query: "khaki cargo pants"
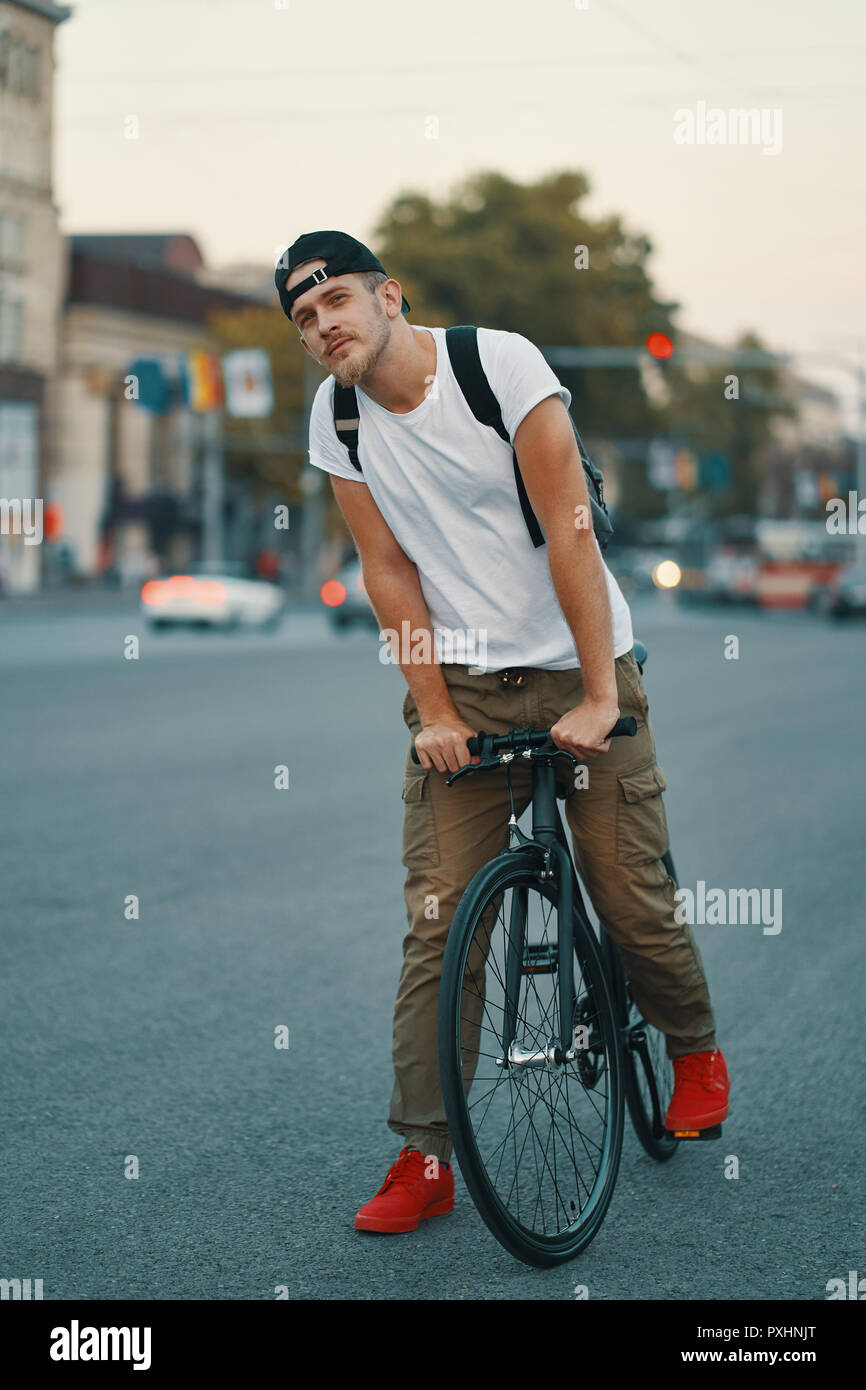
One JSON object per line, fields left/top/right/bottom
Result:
{"left": 388, "top": 648, "right": 716, "bottom": 1163}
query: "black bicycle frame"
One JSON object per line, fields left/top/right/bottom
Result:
{"left": 500, "top": 755, "right": 597, "bottom": 1059}
{"left": 492, "top": 729, "right": 658, "bottom": 1075}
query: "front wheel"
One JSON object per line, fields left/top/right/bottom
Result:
{"left": 438, "top": 851, "right": 624, "bottom": 1267}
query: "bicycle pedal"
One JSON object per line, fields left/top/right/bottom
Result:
{"left": 521, "top": 943, "right": 558, "bottom": 974}
{"left": 664, "top": 1124, "right": 723, "bottom": 1141}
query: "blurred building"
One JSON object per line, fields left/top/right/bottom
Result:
{"left": 0, "top": 0, "right": 70, "bottom": 593}
{"left": 195, "top": 261, "right": 274, "bottom": 303}
{"left": 763, "top": 371, "right": 847, "bottom": 517}
{"left": 54, "top": 232, "right": 264, "bottom": 583}
{"left": 771, "top": 374, "right": 843, "bottom": 451}
{"left": 641, "top": 327, "right": 846, "bottom": 519}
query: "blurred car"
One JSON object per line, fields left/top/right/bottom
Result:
{"left": 810, "top": 565, "right": 866, "bottom": 619}
{"left": 324, "top": 560, "right": 379, "bottom": 631}
{"left": 676, "top": 546, "right": 761, "bottom": 604}
{"left": 141, "top": 562, "right": 286, "bottom": 629}
{"left": 703, "top": 548, "right": 760, "bottom": 604}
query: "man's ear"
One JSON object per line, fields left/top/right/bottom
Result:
{"left": 383, "top": 279, "right": 404, "bottom": 318}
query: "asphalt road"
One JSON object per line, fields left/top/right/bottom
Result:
{"left": 1, "top": 593, "right": 864, "bottom": 1300}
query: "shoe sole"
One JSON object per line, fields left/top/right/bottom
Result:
{"left": 664, "top": 1103, "right": 730, "bottom": 1131}
{"left": 354, "top": 1197, "right": 454, "bottom": 1233}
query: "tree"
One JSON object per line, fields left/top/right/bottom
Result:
{"left": 373, "top": 169, "right": 677, "bottom": 441}
{"left": 661, "top": 330, "right": 795, "bottom": 517}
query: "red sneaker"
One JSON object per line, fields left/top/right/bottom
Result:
{"left": 355, "top": 1148, "right": 454, "bottom": 1233}
{"left": 664, "top": 1048, "right": 731, "bottom": 1131}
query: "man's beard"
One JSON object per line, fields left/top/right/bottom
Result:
{"left": 326, "top": 304, "right": 392, "bottom": 388}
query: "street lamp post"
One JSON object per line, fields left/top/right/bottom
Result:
{"left": 201, "top": 409, "right": 225, "bottom": 566}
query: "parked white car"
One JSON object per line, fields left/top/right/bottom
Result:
{"left": 141, "top": 563, "right": 285, "bottom": 629}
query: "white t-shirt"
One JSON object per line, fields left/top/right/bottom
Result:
{"left": 307, "top": 323, "right": 634, "bottom": 671}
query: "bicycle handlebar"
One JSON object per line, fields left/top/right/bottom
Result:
{"left": 410, "top": 717, "right": 637, "bottom": 766}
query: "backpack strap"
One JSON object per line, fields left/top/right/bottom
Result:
{"left": 332, "top": 380, "right": 362, "bottom": 472}
{"left": 446, "top": 324, "right": 613, "bottom": 551}
{"left": 444, "top": 325, "right": 546, "bottom": 549}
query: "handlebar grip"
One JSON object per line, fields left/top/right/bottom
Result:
{"left": 410, "top": 718, "right": 636, "bottom": 762}
{"left": 610, "top": 716, "right": 637, "bottom": 737}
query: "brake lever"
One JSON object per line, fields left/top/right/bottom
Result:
{"left": 548, "top": 746, "right": 581, "bottom": 765}
{"left": 445, "top": 757, "right": 500, "bottom": 787}
{"left": 445, "top": 735, "right": 573, "bottom": 785}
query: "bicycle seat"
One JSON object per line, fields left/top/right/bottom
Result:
{"left": 633, "top": 639, "right": 648, "bottom": 667}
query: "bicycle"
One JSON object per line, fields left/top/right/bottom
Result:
{"left": 409, "top": 641, "right": 720, "bottom": 1266}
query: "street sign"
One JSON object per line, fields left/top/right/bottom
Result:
{"left": 222, "top": 349, "right": 274, "bottom": 419}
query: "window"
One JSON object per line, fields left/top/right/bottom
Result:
{"left": 8, "top": 214, "right": 24, "bottom": 259}
{"left": 0, "top": 30, "right": 41, "bottom": 101}
{"left": 0, "top": 401, "right": 38, "bottom": 500}
{"left": 0, "top": 211, "right": 25, "bottom": 263}
{"left": 0, "top": 295, "right": 23, "bottom": 362}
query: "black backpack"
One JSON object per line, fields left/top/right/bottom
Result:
{"left": 331, "top": 324, "right": 613, "bottom": 551}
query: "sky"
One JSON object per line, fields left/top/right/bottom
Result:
{"left": 53, "top": 0, "right": 866, "bottom": 426}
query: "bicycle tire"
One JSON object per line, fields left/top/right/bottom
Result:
{"left": 438, "top": 849, "right": 625, "bottom": 1267}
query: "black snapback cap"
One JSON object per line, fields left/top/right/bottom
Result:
{"left": 274, "top": 230, "right": 410, "bottom": 320}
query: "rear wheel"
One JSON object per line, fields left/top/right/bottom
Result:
{"left": 438, "top": 851, "right": 624, "bottom": 1266}
{"left": 620, "top": 963, "right": 678, "bottom": 1162}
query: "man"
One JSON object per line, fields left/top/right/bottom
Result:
{"left": 275, "top": 231, "right": 731, "bottom": 1235}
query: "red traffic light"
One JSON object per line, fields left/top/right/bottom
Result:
{"left": 646, "top": 332, "right": 674, "bottom": 360}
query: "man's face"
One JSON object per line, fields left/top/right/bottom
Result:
{"left": 287, "top": 258, "right": 395, "bottom": 387}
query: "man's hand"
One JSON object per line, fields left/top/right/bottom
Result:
{"left": 550, "top": 697, "right": 620, "bottom": 761}
{"left": 414, "top": 716, "right": 482, "bottom": 774}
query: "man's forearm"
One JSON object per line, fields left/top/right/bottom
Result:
{"left": 361, "top": 559, "right": 458, "bottom": 724}
{"left": 546, "top": 530, "right": 618, "bottom": 706}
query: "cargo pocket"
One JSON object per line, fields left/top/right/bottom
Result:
{"left": 615, "top": 763, "right": 668, "bottom": 865}
{"left": 400, "top": 770, "right": 440, "bottom": 869}
{"left": 616, "top": 650, "right": 649, "bottom": 720}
